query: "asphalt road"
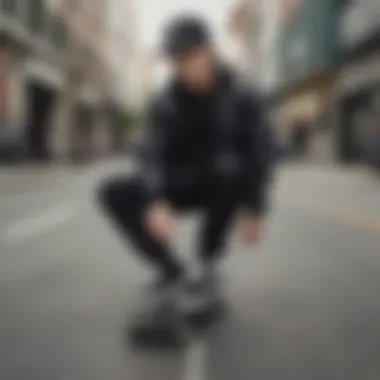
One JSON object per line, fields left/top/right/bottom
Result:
{"left": 0, "top": 160, "right": 380, "bottom": 380}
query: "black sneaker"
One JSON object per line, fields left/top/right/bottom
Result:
{"left": 179, "top": 262, "right": 224, "bottom": 327}
{"left": 127, "top": 276, "right": 187, "bottom": 348}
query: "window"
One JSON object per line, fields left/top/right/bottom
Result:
{"left": 1, "top": 0, "right": 18, "bottom": 15}
{"left": 50, "top": 15, "right": 67, "bottom": 49}
{"left": 26, "top": 0, "right": 45, "bottom": 34}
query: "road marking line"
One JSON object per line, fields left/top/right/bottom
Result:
{"left": 4, "top": 203, "right": 77, "bottom": 243}
{"left": 183, "top": 338, "right": 208, "bottom": 380}
{"left": 281, "top": 195, "right": 380, "bottom": 236}
{"left": 0, "top": 192, "right": 57, "bottom": 205}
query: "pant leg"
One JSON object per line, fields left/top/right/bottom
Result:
{"left": 199, "top": 173, "right": 242, "bottom": 262}
{"left": 98, "top": 176, "right": 183, "bottom": 279}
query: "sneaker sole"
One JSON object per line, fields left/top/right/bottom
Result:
{"left": 127, "top": 321, "right": 188, "bottom": 350}
{"left": 182, "top": 299, "right": 226, "bottom": 330}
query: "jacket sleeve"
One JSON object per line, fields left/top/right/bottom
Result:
{"left": 140, "top": 97, "right": 172, "bottom": 203}
{"left": 241, "top": 89, "right": 274, "bottom": 215}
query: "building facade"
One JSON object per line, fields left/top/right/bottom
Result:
{"left": 275, "top": 0, "right": 344, "bottom": 160}
{"left": 106, "top": 0, "right": 141, "bottom": 111}
{"left": 1, "top": 0, "right": 137, "bottom": 163}
{"left": 228, "top": 0, "right": 293, "bottom": 93}
{"left": 335, "top": 0, "right": 380, "bottom": 165}
{"left": 63, "top": 0, "right": 111, "bottom": 161}
{"left": 0, "top": 0, "right": 67, "bottom": 161}
{"left": 227, "top": 0, "right": 289, "bottom": 151}
{"left": 105, "top": 0, "right": 142, "bottom": 152}
{"left": 256, "top": 0, "right": 284, "bottom": 96}
{"left": 228, "top": 0, "right": 261, "bottom": 78}
{"left": 140, "top": 50, "right": 155, "bottom": 102}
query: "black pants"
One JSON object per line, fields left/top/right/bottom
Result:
{"left": 98, "top": 172, "right": 243, "bottom": 279}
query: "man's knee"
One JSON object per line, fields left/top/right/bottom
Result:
{"left": 97, "top": 177, "right": 139, "bottom": 212}
{"left": 98, "top": 179, "right": 118, "bottom": 212}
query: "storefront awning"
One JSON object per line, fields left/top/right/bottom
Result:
{"left": 338, "top": 53, "right": 380, "bottom": 96}
{"left": 24, "top": 58, "right": 65, "bottom": 90}
{"left": 276, "top": 92, "right": 323, "bottom": 127}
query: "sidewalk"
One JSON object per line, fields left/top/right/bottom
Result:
{"left": 277, "top": 161, "right": 380, "bottom": 232}
{"left": 0, "top": 162, "right": 82, "bottom": 195}
{"left": 281, "top": 161, "right": 377, "bottom": 185}
{"left": 0, "top": 157, "right": 132, "bottom": 196}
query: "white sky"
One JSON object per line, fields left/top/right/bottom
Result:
{"left": 135, "top": 0, "right": 236, "bottom": 51}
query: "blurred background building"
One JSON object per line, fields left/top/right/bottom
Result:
{"left": 0, "top": 0, "right": 141, "bottom": 163}
{"left": 140, "top": 50, "right": 155, "bottom": 103}
{"left": 105, "top": 0, "right": 142, "bottom": 154}
{"left": 274, "top": 0, "right": 342, "bottom": 162}
{"left": 0, "top": 0, "right": 67, "bottom": 161}
{"left": 1, "top": 0, "right": 380, "bottom": 169}
{"left": 64, "top": 0, "right": 109, "bottom": 162}
{"left": 228, "top": 0, "right": 380, "bottom": 168}
{"left": 227, "top": 0, "right": 258, "bottom": 75}
{"left": 336, "top": 0, "right": 380, "bottom": 166}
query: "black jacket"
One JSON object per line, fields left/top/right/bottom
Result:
{"left": 140, "top": 67, "right": 273, "bottom": 215}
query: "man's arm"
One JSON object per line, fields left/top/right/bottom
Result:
{"left": 140, "top": 96, "right": 171, "bottom": 203}
{"left": 139, "top": 96, "right": 176, "bottom": 240}
{"left": 241, "top": 89, "right": 274, "bottom": 217}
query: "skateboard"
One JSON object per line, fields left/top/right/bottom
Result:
{"left": 126, "top": 298, "right": 227, "bottom": 349}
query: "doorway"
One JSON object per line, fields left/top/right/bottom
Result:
{"left": 70, "top": 104, "right": 95, "bottom": 162}
{"left": 337, "top": 90, "right": 372, "bottom": 163}
{"left": 291, "top": 121, "right": 311, "bottom": 156}
{"left": 25, "top": 81, "right": 57, "bottom": 160}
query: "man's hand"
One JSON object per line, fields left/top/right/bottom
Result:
{"left": 146, "top": 201, "right": 174, "bottom": 241}
{"left": 241, "top": 214, "right": 263, "bottom": 245}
